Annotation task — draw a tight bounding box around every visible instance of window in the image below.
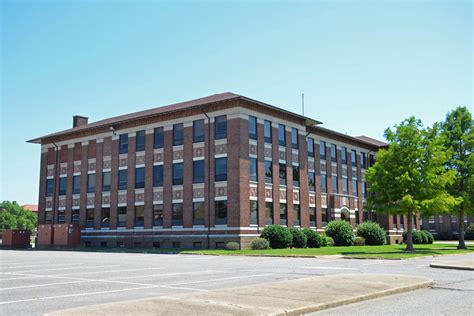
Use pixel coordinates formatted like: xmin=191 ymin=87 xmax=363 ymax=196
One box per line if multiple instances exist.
xmin=264 ymin=120 xmax=272 ymax=143
xmin=215 ymin=115 xmax=227 ymax=139
xmin=154 ymin=127 xmax=164 ymax=149
xmin=293 ymin=165 xmax=300 ymax=187
xmin=193 ymin=242 xmax=202 ymax=249
xmin=322 ymin=207 xmax=329 ymax=224
xmin=173 ymin=123 xmax=184 ymax=146
xmin=101 ymin=207 xmax=110 ymax=227
xmin=102 ymin=171 xmax=111 ymax=192
xmin=342 ymin=178 xmax=348 ymax=194
xmin=45 ymin=210 xmax=53 ymax=224
xmin=135 ymin=167 xmax=145 ymax=189
xmin=341 ymin=147 xmax=347 ymax=164
xmin=369 ymin=154 xmax=375 ymax=166
xmin=87 ymin=173 xmax=96 ymax=193
xmin=330 ymin=144 xmax=337 ymax=162
xmin=361 ymin=152 xmax=367 ymax=169
xmin=249 ymin=158 xmax=258 ymax=182
xmin=355 ymin=209 xmax=360 ymax=224
xmin=308 ymin=172 xmax=316 ymax=192
xmin=172 ymin=203 xmax=183 ymax=226
xmin=136 ymin=130 xmax=146 ymax=152
xmin=153 ymin=165 xmax=163 ymax=187
xmin=117 ymin=207 xmax=127 ymax=227
xmin=307 ymin=138 xmax=314 ymax=157
xmin=118 ymin=169 xmax=127 ymax=190
xmin=153 ymin=204 xmax=163 ymax=226
xmin=291 ymin=128 xmax=299 ymax=149
xmin=250 ymin=200 xmax=258 ymax=225
xmin=193 ymin=119 xmax=204 ymax=143
xmin=293 ymin=204 xmax=301 ymax=226
xmin=279 ymin=163 xmax=287 ymax=185
xmin=278 ymin=124 xmax=286 ymax=146
xmin=72 ymin=209 xmax=79 ymax=224
xmin=265 ymin=160 xmax=273 ymax=184
xmin=119 ymin=134 xmax=128 ymax=154
xmin=86 ymin=208 xmax=94 ymax=228
xmin=352 ymin=180 xmax=358 ymax=196
xmin=172 ymin=241 xmax=181 ymax=249
xmin=46 ymin=179 xmax=54 ymax=197
xmin=193 ymin=160 xmax=204 ymax=183
xmin=280 ymin=203 xmax=287 ymax=225
xmin=249 ymin=115 xmax=257 ymax=140
xmin=57 ymin=209 xmax=65 ymax=223
xmin=310 ymin=207 xmax=316 ymax=227
xmin=193 ymin=202 xmax=204 ymax=225
xmin=59 ymin=177 xmax=67 ymax=195
xmin=320 ymin=174 xmax=327 ymax=193
xmin=351 ymin=150 xmax=357 ymax=166
xmin=72 ymin=175 xmax=80 ymax=194
xmin=215 ymin=200 xmax=228 ymax=224
xmin=215 ymin=157 xmax=227 ymax=181
xmin=173 ymin=163 xmax=183 ymax=185
xmin=331 ymin=175 xmax=338 ymax=193
xmin=265 ymin=202 xmax=273 ymax=225
xmin=135 ymin=205 xmax=144 ymax=227
xmin=362 ymin=181 xmax=367 ymax=198
xmin=320 ymin=141 xmax=326 ymax=160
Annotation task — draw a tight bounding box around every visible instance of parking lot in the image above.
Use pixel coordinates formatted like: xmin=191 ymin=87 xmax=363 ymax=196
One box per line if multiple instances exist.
xmin=1 ymin=250 xmax=473 ymax=315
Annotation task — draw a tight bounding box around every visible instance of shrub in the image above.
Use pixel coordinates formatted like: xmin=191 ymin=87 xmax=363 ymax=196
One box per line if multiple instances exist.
xmin=356 ymin=221 xmax=386 ymax=245
xmin=465 ymin=224 xmax=474 ymax=240
xmin=261 ymin=225 xmax=292 ymax=249
xmin=434 ymin=231 xmax=454 ymax=241
xmin=289 ymin=228 xmax=307 ymax=248
xmin=225 ymin=242 xmax=240 ymax=250
xmin=320 ymin=233 xmax=328 ymax=247
xmin=250 ymin=238 xmax=270 ymax=250
xmin=419 ymin=231 xmax=429 ymax=244
xmin=422 ymin=230 xmax=434 ymax=244
xmin=325 ymin=220 xmax=355 ymax=246
xmin=326 ymin=236 xmax=335 ymax=246
xmin=403 ymin=231 xmax=423 ymax=244
xmin=302 ymin=228 xmax=322 ymax=248
xmin=354 ymin=236 xmax=366 ymax=246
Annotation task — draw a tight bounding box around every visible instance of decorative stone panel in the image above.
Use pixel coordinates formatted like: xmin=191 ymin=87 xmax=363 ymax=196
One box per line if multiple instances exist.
xmin=173 ymin=150 xmax=184 ymax=161
xmin=361 ymin=171 xmax=366 ymax=180
xmin=309 ymin=194 xmax=316 ymax=206
xmin=135 ymin=192 xmax=145 ymax=202
xmin=73 ymin=196 xmax=80 ymax=208
xmin=102 ymin=194 xmax=110 ymax=205
xmin=60 ymin=163 xmax=67 ymax=175
xmin=264 ymin=146 xmax=272 ymax=159
xmin=341 ymin=196 xmax=349 ymax=206
xmin=293 ymin=191 xmax=300 ymax=202
xmin=46 ymin=198 xmax=52 ymax=210
xmin=321 ymin=163 xmax=326 ymax=173
xmin=103 ymin=156 xmax=111 ymax=170
xmin=216 ymin=186 xmax=227 ymax=197
xmin=58 ymin=198 xmax=66 ymax=209
xmin=279 ymin=188 xmax=287 ymax=201
xmin=352 ymin=169 xmax=357 ymax=178
xmin=193 ymin=187 xmax=204 ymax=199
xmin=73 ymin=162 xmax=81 ymax=173
xmin=308 ymin=157 xmax=315 ymax=171
xmin=342 ymin=166 xmax=347 ymax=175
xmin=87 ymin=196 xmax=95 ymax=206
xmin=153 ymin=190 xmax=164 ymax=202
xmin=193 ymin=147 xmax=204 ymax=158
xmin=47 ymin=166 xmax=55 ymax=177
xmin=215 ymin=144 xmax=227 ymax=155
xmin=173 ymin=189 xmax=183 ymax=200
xmin=88 ymin=159 xmax=96 ymax=172
xmin=279 ymin=149 xmax=286 ymax=161
xmin=331 ymin=165 xmax=338 ymax=174
xmin=265 ymin=187 xmax=273 ymax=199
xmin=118 ymin=192 xmax=127 ymax=204
xmin=136 ymin=153 xmax=146 ymax=165
xmin=249 ymin=144 xmax=257 ymax=156
xmin=292 ymin=153 xmax=299 ymax=164
xmin=249 ymin=186 xmax=258 ymax=198
xmin=154 ymin=152 xmax=163 ymax=163
xmin=321 ymin=194 xmax=328 ymax=207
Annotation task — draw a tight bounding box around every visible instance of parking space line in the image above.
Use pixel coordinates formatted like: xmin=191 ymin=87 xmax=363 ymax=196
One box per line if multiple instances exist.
xmin=168 ymin=273 xmax=274 ymax=286
xmin=106 ymin=269 xmax=224 ymax=280
xmin=303 ymin=266 xmax=359 ymax=270
xmin=0 ymin=280 xmax=91 ymax=291
xmin=2 ymin=264 xmax=121 ymax=274
xmin=1 ymin=263 xmax=85 ymax=271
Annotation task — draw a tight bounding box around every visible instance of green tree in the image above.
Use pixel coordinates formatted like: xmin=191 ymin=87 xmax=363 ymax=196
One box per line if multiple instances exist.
xmin=0 ymin=201 xmax=37 ymax=232
xmin=366 ymin=117 xmax=459 ymax=252
xmin=441 ymin=107 xmax=474 ymax=249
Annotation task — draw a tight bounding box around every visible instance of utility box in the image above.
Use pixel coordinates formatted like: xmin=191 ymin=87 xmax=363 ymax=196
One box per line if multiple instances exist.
xmin=2 ymin=229 xmax=31 ymax=248
xmin=37 ymin=224 xmax=54 ymax=246
xmin=53 ymin=224 xmax=81 ymax=247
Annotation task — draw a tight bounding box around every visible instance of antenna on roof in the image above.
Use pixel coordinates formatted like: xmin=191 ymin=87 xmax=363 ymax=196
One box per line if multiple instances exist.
xmin=302 ymin=93 xmax=305 ymax=116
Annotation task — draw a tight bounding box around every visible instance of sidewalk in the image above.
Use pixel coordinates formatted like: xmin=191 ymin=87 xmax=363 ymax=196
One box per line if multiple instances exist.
xmin=430 ymin=260 xmax=474 ymax=270
xmin=48 ymin=274 xmax=433 ymax=315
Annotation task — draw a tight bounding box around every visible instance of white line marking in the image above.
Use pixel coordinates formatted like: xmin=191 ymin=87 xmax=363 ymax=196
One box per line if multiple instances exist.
xmin=1 ymin=264 xmax=121 ymax=274
xmin=303 ymin=267 xmax=359 ymax=270
xmin=106 ymin=269 xmax=224 ymax=280
xmin=168 ymin=273 xmax=274 ymax=286
xmin=0 ymin=280 xmax=90 ymax=291
xmin=0 ymin=263 xmax=85 ymax=270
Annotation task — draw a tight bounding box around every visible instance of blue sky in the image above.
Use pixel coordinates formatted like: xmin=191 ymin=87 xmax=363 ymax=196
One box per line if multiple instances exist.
xmin=1 ymin=0 xmax=472 ymax=204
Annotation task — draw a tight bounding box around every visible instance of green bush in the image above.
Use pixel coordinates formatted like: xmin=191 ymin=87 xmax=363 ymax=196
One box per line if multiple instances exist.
xmin=403 ymin=231 xmax=423 ymax=244
xmin=225 ymin=242 xmax=240 ymax=250
xmin=326 ymin=236 xmax=335 ymax=246
xmin=434 ymin=231 xmax=454 ymax=240
xmin=354 ymin=236 xmax=366 ymax=246
xmin=289 ymin=228 xmax=307 ymax=248
xmin=422 ymin=230 xmax=434 ymax=244
xmin=320 ymin=233 xmax=328 ymax=247
xmin=325 ymin=220 xmax=354 ymax=246
xmin=356 ymin=221 xmax=386 ymax=245
xmin=465 ymin=224 xmax=474 ymax=240
xmin=419 ymin=231 xmax=429 ymax=244
xmin=250 ymin=238 xmax=270 ymax=250
xmin=261 ymin=225 xmax=292 ymax=249
xmin=302 ymin=228 xmax=322 ymax=248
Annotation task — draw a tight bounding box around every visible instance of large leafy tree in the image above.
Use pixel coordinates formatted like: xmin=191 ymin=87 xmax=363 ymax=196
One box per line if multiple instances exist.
xmin=441 ymin=107 xmax=473 ymax=249
xmin=0 ymin=201 xmax=37 ymax=232
xmin=366 ymin=117 xmax=459 ymax=252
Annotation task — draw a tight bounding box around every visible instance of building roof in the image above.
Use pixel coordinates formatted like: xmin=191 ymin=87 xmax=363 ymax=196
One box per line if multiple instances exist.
xmin=22 ymin=204 xmax=38 ymax=212
xmin=354 ymin=136 xmax=388 ymax=147
xmin=27 ymin=92 xmax=321 ymax=144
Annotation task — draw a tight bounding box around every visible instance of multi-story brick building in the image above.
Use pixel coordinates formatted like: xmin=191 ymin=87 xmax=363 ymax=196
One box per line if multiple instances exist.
xmin=29 ymin=92 xmax=418 ymax=248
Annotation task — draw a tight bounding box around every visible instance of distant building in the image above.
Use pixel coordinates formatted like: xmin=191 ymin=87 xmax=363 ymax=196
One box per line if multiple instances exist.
xmin=421 ymin=215 xmax=473 ymax=239
xmin=22 ymin=204 xmax=38 ymax=212
xmin=28 ymin=92 xmax=419 ymax=248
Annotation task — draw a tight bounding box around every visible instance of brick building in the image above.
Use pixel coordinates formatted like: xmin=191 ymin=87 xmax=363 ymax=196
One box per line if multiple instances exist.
xmin=28 ymin=92 xmax=418 ymax=248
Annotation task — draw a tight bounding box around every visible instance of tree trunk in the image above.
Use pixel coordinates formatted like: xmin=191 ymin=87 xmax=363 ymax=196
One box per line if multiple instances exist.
xmin=457 ymin=205 xmax=466 ymax=250
xmin=405 ymin=210 xmax=414 ymax=252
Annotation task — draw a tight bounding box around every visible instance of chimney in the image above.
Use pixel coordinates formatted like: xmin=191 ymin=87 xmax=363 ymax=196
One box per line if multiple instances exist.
xmin=73 ymin=115 xmax=88 ymax=128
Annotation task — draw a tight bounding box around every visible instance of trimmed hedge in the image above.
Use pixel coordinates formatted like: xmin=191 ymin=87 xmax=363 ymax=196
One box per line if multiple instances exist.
xmin=250 ymin=237 xmax=270 ymax=250
xmin=261 ymin=225 xmax=292 ymax=249
xmin=356 ymin=221 xmax=386 ymax=245
xmin=420 ymin=230 xmax=434 ymax=244
xmin=225 ymin=242 xmax=240 ymax=250
xmin=354 ymin=236 xmax=366 ymax=246
xmin=465 ymin=224 xmax=474 ymax=240
xmin=302 ymin=228 xmax=322 ymax=248
xmin=326 ymin=236 xmax=335 ymax=246
xmin=403 ymin=231 xmax=423 ymax=244
xmin=325 ymin=220 xmax=355 ymax=246
xmin=289 ymin=228 xmax=307 ymax=248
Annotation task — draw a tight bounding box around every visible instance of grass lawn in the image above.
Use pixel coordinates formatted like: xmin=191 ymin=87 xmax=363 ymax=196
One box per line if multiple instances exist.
xmin=181 ymin=244 xmax=474 ymax=259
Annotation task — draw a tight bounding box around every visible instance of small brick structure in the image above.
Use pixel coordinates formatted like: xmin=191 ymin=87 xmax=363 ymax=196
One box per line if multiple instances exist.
xmin=2 ymin=229 xmax=31 ymax=248
xmin=37 ymin=224 xmax=54 ymax=246
xmin=53 ymin=224 xmax=81 ymax=246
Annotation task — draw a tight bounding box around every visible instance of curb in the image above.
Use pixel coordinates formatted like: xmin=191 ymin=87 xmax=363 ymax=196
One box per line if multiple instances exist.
xmin=429 ymin=263 xmax=474 ymax=271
